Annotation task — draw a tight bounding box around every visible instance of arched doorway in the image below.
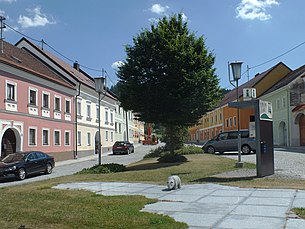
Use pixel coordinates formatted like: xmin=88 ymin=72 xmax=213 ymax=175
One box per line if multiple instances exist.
xmin=95 ymin=131 xmax=100 ymax=155
xmin=1 ymin=129 xmax=17 ymax=158
xmin=279 ymin=121 xmax=287 ymax=146
xmin=299 ymin=114 xmax=305 ymax=146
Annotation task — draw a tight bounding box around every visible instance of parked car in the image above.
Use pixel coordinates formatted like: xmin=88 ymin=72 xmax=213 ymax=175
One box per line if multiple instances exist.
xmin=202 ymin=130 xmax=256 ymax=154
xmin=112 ymin=141 xmax=134 ymax=155
xmin=0 ymin=151 xmax=55 ymax=180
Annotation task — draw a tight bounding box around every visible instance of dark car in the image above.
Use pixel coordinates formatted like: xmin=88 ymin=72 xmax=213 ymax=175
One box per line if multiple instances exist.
xmin=112 ymin=141 xmax=134 ymax=155
xmin=202 ymin=130 xmax=256 ymax=154
xmin=0 ymin=151 xmax=55 ymax=180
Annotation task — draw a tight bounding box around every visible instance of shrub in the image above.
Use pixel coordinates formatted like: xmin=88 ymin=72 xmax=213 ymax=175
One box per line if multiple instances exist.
xmin=157 ymin=153 xmax=187 ymax=163
xmin=144 ymin=146 xmax=167 ymax=159
xmin=76 ymin=163 xmax=126 ymax=174
xmin=175 ymin=145 xmax=203 ymax=155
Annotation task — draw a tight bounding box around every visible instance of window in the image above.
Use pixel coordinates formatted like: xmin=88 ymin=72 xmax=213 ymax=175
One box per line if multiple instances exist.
xmin=219 ymin=113 xmax=222 ymax=121
xmin=105 ymin=130 xmax=108 ymax=141
xmin=276 ymin=98 xmax=280 ymax=110
xmin=105 ymin=110 xmax=109 ymax=124
xmin=42 ymin=93 xmax=49 ymax=109
xmin=115 ymin=122 xmax=117 ymax=132
xmin=6 ymin=82 xmax=16 ymax=101
xmin=233 ymin=116 xmax=237 ymax=126
xmin=215 ymin=114 xmax=217 ymax=122
xmin=111 ymin=132 xmax=113 ymax=142
xmin=225 ymin=118 xmax=229 ymax=128
xmin=96 ymin=105 xmax=99 ymax=121
xmin=54 ymin=96 xmax=61 ymax=111
xmin=29 ymin=89 xmax=37 ymax=106
xmin=65 ymin=99 xmax=71 ymax=114
xmin=87 ymin=132 xmax=91 ymax=146
xmin=29 ymin=128 xmax=36 ymax=146
xmin=54 ymin=130 xmax=60 ymax=146
xmin=42 ymin=129 xmax=49 ymax=146
xmin=87 ymin=103 xmax=91 ymax=118
xmin=282 ymin=97 xmax=286 ymax=109
xmin=119 ymin=123 xmax=122 ymax=133
xmin=211 ymin=116 xmax=213 ymax=124
xmin=229 ymin=117 xmax=233 ymax=127
xmin=77 ymin=131 xmax=81 ymax=146
xmin=65 ymin=131 xmax=70 ymax=146
xmin=77 ymin=101 xmax=82 ymax=116
xmin=110 ymin=113 xmax=114 ymax=124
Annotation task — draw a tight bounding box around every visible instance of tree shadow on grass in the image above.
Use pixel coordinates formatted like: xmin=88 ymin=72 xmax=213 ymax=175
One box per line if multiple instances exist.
xmin=127 ymin=161 xmax=187 ymax=171
xmin=192 ymin=176 xmax=257 ymax=183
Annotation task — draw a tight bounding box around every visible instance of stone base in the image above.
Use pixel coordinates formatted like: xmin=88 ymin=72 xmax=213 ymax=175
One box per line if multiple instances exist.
xmin=235 ymin=161 xmax=244 ymax=168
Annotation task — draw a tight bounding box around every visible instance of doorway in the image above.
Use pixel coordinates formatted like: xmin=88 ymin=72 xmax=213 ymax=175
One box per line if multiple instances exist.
xmin=1 ymin=128 xmax=17 ymax=158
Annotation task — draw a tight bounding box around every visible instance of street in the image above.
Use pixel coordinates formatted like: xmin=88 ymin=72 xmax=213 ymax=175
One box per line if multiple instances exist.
xmin=0 ymin=144 xmax=160 ymax=188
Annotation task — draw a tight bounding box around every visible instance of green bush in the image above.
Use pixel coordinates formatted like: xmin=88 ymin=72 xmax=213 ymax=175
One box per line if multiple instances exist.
xmin=144 ymin=146 xmax=167 ymax=159
xmin=157 ymin=153 xmax=187 ymax=163
xmin=175 ymin=145 xmax=203 ymax=155
xmin=76 ymin=163 xmax=126 ymax=174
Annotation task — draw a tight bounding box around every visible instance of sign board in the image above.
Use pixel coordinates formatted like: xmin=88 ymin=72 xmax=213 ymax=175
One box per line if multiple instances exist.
xmin=259 ymin=100 xmax=272 ymax=121
xmin=249 ymin=121 xmax=255 ymax=138
xmin=243 ymin=88 xmax=256 ymax=101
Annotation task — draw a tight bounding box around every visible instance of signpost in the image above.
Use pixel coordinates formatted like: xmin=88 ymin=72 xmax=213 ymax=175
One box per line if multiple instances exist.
xmin=228 ymin=99 xmax=274 ymax=177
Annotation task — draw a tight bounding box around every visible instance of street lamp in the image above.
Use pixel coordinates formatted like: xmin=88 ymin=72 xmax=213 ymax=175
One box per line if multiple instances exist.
xmin=95 ymin=77 xmax=105 ymax=166
xmin=229 ymin=61 xmax=243 ymax=168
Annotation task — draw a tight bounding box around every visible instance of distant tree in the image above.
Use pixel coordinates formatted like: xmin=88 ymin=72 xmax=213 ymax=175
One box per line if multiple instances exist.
xmin=117 ymin=14 xmax=221 ymax=153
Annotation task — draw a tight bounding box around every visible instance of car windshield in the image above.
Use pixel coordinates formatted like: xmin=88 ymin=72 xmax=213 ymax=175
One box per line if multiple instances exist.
xmin=1 ymin=153 xmax=26 ymax=163
xmin=114 ymin=142 xmax=127 ymax=146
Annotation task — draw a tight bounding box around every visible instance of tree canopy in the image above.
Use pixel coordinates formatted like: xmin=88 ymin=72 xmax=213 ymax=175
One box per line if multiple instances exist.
xmin=117 ymin=14 xmax=221 ymax=128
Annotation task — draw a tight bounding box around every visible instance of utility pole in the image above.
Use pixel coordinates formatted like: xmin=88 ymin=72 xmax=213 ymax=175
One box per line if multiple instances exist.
xmin=0 ymin=16 xmax=6 ymax=54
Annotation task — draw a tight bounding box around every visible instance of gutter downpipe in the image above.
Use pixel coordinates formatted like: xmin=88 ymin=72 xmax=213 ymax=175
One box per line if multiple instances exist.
xmin=74 ymin=82 xmax=81 ymax=159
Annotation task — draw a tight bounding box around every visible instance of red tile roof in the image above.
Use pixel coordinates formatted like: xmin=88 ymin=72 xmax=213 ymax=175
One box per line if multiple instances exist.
xmin=0 ymin=40 xmax=74 ymax=89
xmin=219 ymin=62 xmax=290 ymax=107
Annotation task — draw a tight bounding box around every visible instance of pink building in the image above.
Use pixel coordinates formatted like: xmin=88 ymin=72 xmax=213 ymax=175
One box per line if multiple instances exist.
xmin=0 ymin=41 xmax=76 ymax=161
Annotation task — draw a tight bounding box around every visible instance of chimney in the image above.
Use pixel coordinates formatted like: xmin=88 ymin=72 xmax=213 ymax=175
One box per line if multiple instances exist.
xmin=73 ymin=61 xmax=80 ymax=71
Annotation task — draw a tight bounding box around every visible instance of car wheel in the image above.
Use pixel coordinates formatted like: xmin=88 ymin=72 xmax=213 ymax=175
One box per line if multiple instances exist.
xmin=241 ymin=145 xmax=251 ymax=154
xmin=207 ymin=146 xmax=215 ymax=154
xmin=126 ymin=149 xmax=130 ymax=155
xmin=45 ymin=163 xmax=53 ymax=174
xmin=17 ymin=168 xmax=26 ymax=180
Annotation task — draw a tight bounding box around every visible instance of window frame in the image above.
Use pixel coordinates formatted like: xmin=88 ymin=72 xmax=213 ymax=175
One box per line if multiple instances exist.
xmin=54 ymin=96 xmax=61 ymax=112
xmin=42 ymin=128 xmax=50 ymax=146
xmin=28 ymin=127 xmax=37 ymax=146
xmin=42 ymin=91 xmax=50 ymax=109
xmin=65 ymin=131 xmax=70 ymax=146
xmin=6 ymin=81 xmax=17 ymax=101
xmin=54 ymin=130 xmax=61 ymax=146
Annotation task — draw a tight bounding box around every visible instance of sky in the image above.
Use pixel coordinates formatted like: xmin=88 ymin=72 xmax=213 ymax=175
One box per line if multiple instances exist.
xmin=1 ymin=0 xmax=305 ymax=89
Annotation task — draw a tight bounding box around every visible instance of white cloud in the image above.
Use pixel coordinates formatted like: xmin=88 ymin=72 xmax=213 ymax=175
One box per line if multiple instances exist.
xmin=236 ymin=0 xmax=279 ymax=21
xmin=150 ymin=4 xmax=169 ymax=15
xmin=0 ymin=0 xmax=16 ymax=3
xmin=111 ymin=61 xmax=124 ymax=71
xmin=181 ymin=13 xmax=188 ymax=22
xmin=18 ymin=6 xmax=56 ymax=28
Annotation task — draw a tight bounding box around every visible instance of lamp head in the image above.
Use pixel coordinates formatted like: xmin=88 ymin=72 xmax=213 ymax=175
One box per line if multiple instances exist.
xmin=94 ymin=77 xmax=105 ymax=93
xmin=230 ymin=61 xmax=243 ymax=81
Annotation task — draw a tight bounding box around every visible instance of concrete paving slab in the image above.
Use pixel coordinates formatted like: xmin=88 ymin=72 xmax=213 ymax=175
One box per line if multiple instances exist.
xmin=210 ymin=189 xmax=254 ymax=197
xmin=291 ymin=197 xmax=305 ymax=208
xmin=198 ymin=196 xmax=245 ymax=205
xmin=231 ymin=205 xmax=289 ymax=217
xmin=243 ymin=197 xmax=291 ymax=206
xmin=251 ymin=189 xmax=296 ymax=198
xmin=217 ymin=215 xmax=286 ymax=229
xmin=170 ymin=212 xmax=224 ymax=228
xmin=53 ymin=182 xmax=305 ymax=228
xmin=286 ymin=218 xmax=305 ymax=229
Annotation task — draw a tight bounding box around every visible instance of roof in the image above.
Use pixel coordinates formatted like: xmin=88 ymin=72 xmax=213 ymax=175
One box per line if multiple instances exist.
xmin=0 ymin=40 xmax=74 ymax=89
xmin=16 ymin=37 xmax=117 ymax=101
xmin=219 ymin=62 xmax=290 ymax=107
xmin=262 ymin=64 xmax=305 ymax=96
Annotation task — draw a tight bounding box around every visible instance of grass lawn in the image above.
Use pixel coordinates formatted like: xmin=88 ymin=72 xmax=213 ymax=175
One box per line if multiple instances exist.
xmin=1 ymin=153 xmax=305 ymax=228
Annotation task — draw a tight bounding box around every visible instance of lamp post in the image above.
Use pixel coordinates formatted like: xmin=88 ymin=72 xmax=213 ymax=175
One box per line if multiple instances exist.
xmin=95 ymin=77 xmax=105 ymax=166
xmin=229 ymin=61 xmax=243 ymax=168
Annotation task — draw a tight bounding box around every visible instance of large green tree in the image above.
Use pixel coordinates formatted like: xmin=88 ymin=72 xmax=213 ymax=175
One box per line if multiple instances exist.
xmin=117 ymin=14 xmax=221 ymax=152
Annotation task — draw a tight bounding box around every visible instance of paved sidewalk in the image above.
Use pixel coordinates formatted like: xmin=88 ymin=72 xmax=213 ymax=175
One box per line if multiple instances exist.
xmin=54 ymin=182 xmax=305 ymax=229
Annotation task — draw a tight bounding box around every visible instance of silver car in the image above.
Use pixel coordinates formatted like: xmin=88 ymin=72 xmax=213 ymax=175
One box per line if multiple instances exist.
xmin=202 ymin=130 xmax=256 ymax=154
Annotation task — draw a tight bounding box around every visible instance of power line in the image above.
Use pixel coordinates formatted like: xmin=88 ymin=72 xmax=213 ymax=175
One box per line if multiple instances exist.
xmin=4 ymin=22 xmax=113 ymax=77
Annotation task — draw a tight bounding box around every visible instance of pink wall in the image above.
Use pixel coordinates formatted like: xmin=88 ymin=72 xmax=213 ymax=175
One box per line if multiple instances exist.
xmin=0 ymin=70 xmax=75 ymax=154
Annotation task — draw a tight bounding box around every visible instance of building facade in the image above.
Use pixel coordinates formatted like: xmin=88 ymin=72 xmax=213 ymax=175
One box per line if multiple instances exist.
xmin=0 ymin=41 xmax=75 ymax=160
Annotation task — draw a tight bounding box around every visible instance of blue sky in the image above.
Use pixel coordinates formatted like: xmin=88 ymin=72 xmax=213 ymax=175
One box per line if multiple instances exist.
xmin=1 ymin=0 xmax=305 ymax=89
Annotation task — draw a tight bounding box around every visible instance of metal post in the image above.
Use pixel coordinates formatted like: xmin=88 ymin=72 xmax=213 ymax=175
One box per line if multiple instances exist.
xmin=237 ymin=80 xmax=242 ymax=166
xmin=98 ymin=92 xmax=102 ymax=165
